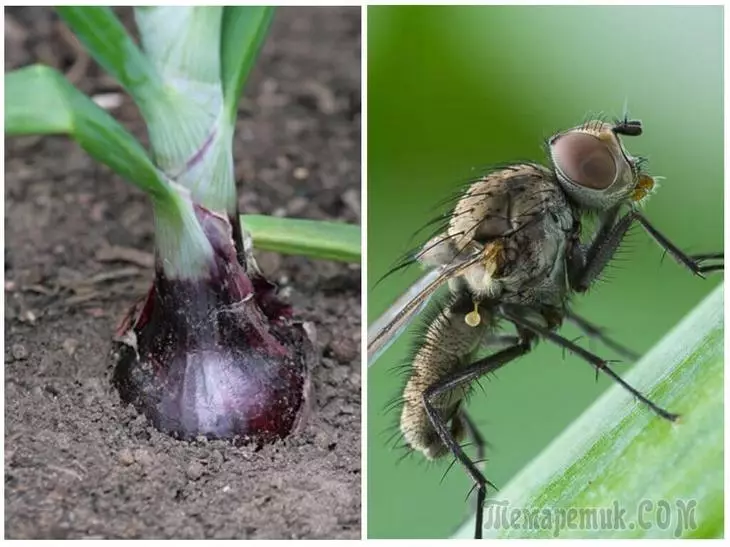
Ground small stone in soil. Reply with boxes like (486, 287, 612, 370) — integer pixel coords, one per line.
(133, 449, 153, 466)
(293, 166, 309, 180)
(56, 434, 71, 451)
(329, 338, 357, 363)
(21, 310, 36, 323)
(62, 338, 79, 356)
(314, 431, 332, 451)
(11, 344, 28, 361)
(186, 462, 204, 481)
(207, 450, 224, 471)
(118, 449, 135, 466)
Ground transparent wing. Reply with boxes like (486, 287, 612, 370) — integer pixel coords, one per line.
(367, 251, 483, 367)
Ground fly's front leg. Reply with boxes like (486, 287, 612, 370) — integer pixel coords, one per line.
(633, 213, 723, 274)
(569, 208, 723, 293)
(423, 342, 531, 539)
(568, 206, 621, 292)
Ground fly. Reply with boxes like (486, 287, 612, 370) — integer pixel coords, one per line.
(367, 116, 723, 539)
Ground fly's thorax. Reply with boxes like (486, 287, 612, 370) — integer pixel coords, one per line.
(498, 198, 574, 308)
(400, 296, 491, 460)
(549, 119, 657, 210)
(444, 164, 574, 306)
(447, 164, 557, 249)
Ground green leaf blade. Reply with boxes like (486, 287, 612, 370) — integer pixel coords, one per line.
(56, 6, 165, 113)
(241, 215, 361, 263)
(221, 7, 275, 125)
(455, 284, 723, 539)
(5, 65, 72, 135)
(5, 64, 171, 204)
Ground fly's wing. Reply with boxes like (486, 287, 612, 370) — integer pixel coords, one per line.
(367, 250, 483, 366)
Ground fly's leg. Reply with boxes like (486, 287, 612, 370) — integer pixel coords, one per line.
(565, 309, 639, 361)
(456, 335, 519, 516)
(458, 335, 519, 517)
(482, 334, 522, 347)
(500, 304, 679, 422)
(459, 334, 518, 463)
(687, 252, 724, 261)
(569, 209, 723, 293)
(459, 409, 487, 461)
(423, 342, 531, 539)
(633, 213, 723, 274)
(458, 409, 487, 515)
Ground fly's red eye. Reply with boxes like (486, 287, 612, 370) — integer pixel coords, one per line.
(551, 132, 617, 190)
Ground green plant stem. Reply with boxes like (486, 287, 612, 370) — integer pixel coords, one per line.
(454, 284, 723, 539)
(154, 188, 215, 280)
(132, 6, 223, 176)
(129, 6, 274, 218)
(135, 7, 223, 86)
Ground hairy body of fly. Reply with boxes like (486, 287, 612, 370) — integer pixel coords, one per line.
(401, 164, 577, 459)
(400, 294, 491, 459)
(378, 117, 723, 541)
(450, 164, 574, 306)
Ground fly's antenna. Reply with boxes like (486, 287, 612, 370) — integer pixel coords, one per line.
(613, 98, 642, 137)
(621, 96, 630, 123)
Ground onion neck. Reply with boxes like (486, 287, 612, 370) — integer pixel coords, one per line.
(152, 187, 216, 281)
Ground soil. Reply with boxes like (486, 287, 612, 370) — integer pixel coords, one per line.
(4, 7, 361, 539)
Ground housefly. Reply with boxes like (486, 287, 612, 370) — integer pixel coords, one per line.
(367, 116, 723, 539)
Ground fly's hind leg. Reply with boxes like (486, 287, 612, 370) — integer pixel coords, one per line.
(455, 335, 519, 515)
(459, 409, 486, 464)
(423, 341, 531, 539)
(458, 409, 491, 517)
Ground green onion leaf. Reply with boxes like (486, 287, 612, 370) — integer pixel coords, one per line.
(241, 215, 361, 263)
(55, 7, 165, 115)
(5, 64, 172, 205)
(455, 284, 723, 539)
(221, 7, 276, 125)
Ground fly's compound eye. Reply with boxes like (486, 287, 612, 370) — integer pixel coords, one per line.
(551, 132, 617, 190)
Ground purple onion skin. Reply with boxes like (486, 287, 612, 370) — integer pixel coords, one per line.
(113, 207, 314, 443)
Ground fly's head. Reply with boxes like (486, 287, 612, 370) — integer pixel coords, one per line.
(548, 118, 657, 210)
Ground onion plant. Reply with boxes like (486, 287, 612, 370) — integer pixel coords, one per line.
(5, 7, 360, 443)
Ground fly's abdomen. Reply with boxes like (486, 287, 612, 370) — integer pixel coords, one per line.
(400, 296, 489, 459)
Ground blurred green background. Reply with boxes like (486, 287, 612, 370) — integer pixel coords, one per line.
(367, 5, 723, 539)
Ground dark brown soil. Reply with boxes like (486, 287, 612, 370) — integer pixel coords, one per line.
(4, 7, 361, 539)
